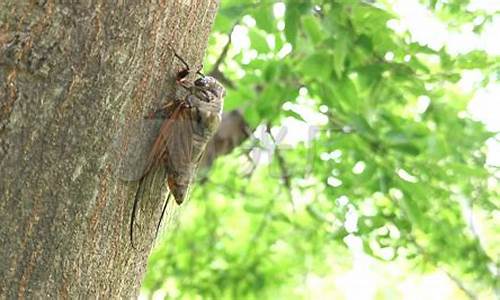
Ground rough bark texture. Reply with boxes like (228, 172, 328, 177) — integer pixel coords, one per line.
(0, 0, 219, 298)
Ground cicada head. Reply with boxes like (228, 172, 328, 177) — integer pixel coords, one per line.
(194, 76, 226, 100)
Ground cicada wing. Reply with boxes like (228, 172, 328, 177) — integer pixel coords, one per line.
(112, 118, 163, 181)
(163, 109, 195, 204)
(149, 111, 195, 241)
(141, 103, 182, 175)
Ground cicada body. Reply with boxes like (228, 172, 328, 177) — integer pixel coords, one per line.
(145, 75, 225, 204)
(115, 52, 225, 248)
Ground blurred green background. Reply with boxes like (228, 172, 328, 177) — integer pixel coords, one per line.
(142, 0, 499, 299)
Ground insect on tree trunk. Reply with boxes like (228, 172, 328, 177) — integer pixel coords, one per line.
(0, 1, 220, 297)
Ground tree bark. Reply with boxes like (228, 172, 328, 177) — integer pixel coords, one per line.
(0, 0, 219, 297)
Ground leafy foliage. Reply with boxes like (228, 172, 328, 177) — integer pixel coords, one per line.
(143, 0, 499, 298)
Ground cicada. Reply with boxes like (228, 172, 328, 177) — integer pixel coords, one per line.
(116, 50, 224, 248)
(144, 78, 224, 203)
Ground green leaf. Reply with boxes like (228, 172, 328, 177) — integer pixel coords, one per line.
(249, 28, 270, 53)
(263, 62, 278, 81)
(254, 5, 274, 32)
(258, 85, 282, 116)
(244, 105, 261, 127)
(284, 2, 301, 47)
(298, 53, 333, 79)
(332, 33, 349, 78)
(456, 50, 491, 69)
(351, 114, 374, 136)
(244, 203, 267, 213)
(283, 109, 306, 122)
(333, 77, 361, 110)
(302, 15, 324, 44)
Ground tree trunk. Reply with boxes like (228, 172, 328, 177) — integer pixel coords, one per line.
(0, 1, 219, 297)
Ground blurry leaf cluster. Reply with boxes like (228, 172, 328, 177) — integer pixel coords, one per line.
(143, 0, 499, 298)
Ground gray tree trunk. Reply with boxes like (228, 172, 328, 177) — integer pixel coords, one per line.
(0, 1, 219, 298)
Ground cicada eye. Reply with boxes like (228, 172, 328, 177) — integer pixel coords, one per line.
(194, 77, 207, 87)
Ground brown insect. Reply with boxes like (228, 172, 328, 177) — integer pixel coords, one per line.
(122, 50, 225, 248)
